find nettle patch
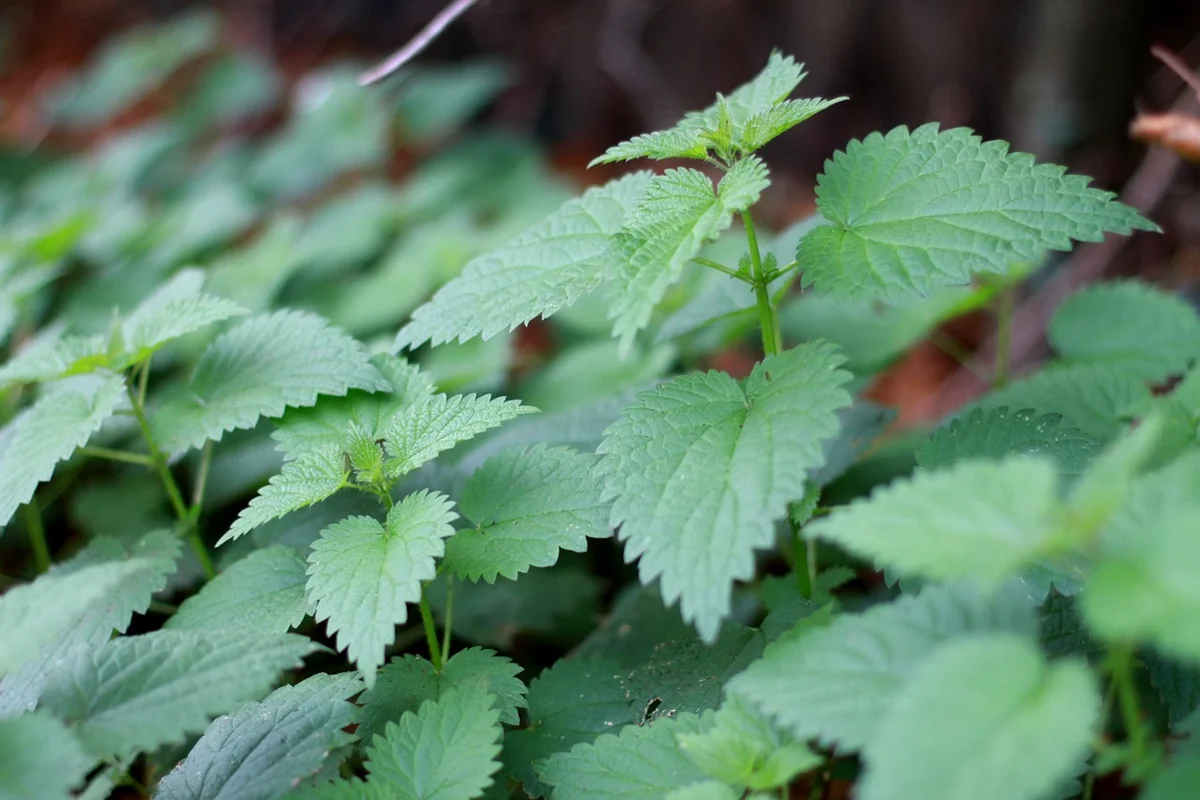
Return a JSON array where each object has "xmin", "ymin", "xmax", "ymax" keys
[{"xmin": 2, "ymin": 45, "xmax": 1199, "ymax": 800}]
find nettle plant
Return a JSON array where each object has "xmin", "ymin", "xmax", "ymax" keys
[{"xmin": 4, "ymin": 49, "xmax": 1200, "ymax": 800}]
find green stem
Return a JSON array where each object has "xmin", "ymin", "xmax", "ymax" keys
[
  {"xmin": 790, "ymin": 518, "xmax": 813, "ymax": 599},
  {"xmin": 22, "ymin": 498, "xmax": 50, "ymax": 573},
  {"xmin": 125, "ymin": 381, "xmax": 215, "ymax": 580},
  {"xmin": 993, "ymin": 286, "xmax": 1014, "ymax": 388},
  {"xmin": 1083, "ymin": 674, "xmax": 1121, "ymax": 800},
  {"xmin": 419, "ymin": 587, "xmax": 443, "ymax": 670},
  {"xmin": 191, "ymin": 442, "xmax": 212, "ymax": 515},
  {"xmin": 1111, "ymin": 646, "xmax": 1148, "ymax": 767},
  {"xmin": 743, "ymin": 211, "xmax": 782, "ymax": 357},
  {"xmin": 78, "ymin": 446, "xmax": 153, "ymax": 466},
  {"xmin": 692, "ymin": 257, "xmax": 751, "ymax": 282},
  {"xmin": 441, "ymin": 576, "xmax": 454, "ymax": 662}
]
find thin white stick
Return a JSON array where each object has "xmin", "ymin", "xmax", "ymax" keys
[{"xmin": 359, "ymin": 0, "xmax": 484, "ymax": 86}]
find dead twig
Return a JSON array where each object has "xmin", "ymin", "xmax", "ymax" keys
[{"xmin": 359, "ymin": 0, "xmax": 483, "ymax": 86}]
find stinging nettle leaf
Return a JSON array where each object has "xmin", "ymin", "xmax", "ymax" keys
[
  {"xmin": 382, "ymin": 392, "xmax": 535, "ymax": 479},
  {"xmin": 597, "ymin": 342, "xmax": 852, "ymax": 641},
  {"xmin": 119, "ymin": 268, "xmax": 247, "ymax": 363},
  {"xmin": 306, "ymin": 491, "xmax": 458, "ymax": 686},
  {"xmin": 858, "ymin": 634, "xmax": 1099, "ymax": 800},
  {"xmin": 364, "ymin": 682, "xmax": 502, "ymax": 800},
  {"xmin": 808, "ymin": 456, "xmax": 1062, "ymax": 584},
  {"xmin": 0, "ymin": 332, "xmax": 110, "ymax": 388},
  {"xmin": 358, "ymin": 647, "xmax": 526, "ymax": 747},
  {"xmin": 0, "ymin": 712, "xmax": 93, "ymax": 800},
  {"xmin": 152, "ymin": 310, "xmax": 388, "ymax": 453},
  {"xmin": 396, "ymin": 172, "xmax": 652, "ymax": 350},
  {"xmin": 442, "ymin": 444, "xmax": 611, "ymax": 582},
  {"xmin": 607, "ymin": 159, "xmax": 769, "ymax": 353},
  {"xmin": 38, "ymin": 629, "xmax": 318, "ymax": 760},
  {"xmin": 0, "ymin": 372, "xmax": 125, "ymax": 527},
  {"xmin": 167, "ymin": 545, "xmax": 310, "ymax": 634},
  {"xmin": 220, "ymin": 444, "xmax": 349, "ymax": 545},
  {"xmin": 1048, "ymin": 280, "xmax": 1200, "ymax": 382},
  {"xmin": 799, "ymin": 124, "xmax": 1158, "ymax": 303},
  {"xmin": 727, "ymin": 581, "xmax": 1037, "ymax": 750},
  {"xmin": 917, "ymin": 406, "xmax": 1101, "ymax": 478}
]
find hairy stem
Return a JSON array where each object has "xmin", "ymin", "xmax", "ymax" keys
[
  {"xmin": 126, "ymin": 381, "xmax": 215, "ymax": 580},
  {"xmin": 419, "ymin": 588, "xmax": 443, "ymax": 670},
  {"xmin": 1110, "ymin": 646, "xmax": 1150, "ymax": 770},
  {"xmin": 78, "ymin": 446, "xmax": 153, "ymax": 466},
  {"xmin": 743, "ymin": 211, "xmax": 782, "ymax": 357},
  {"xmin": 22, "ymin": 498, "xmax": 50, "ymax": 573},
  {"xmin": 441, "ymin": 576, "xmax": 454, "ymax": 662},
  {"xmin": 692, "ymin": 257, "xmax": 750, "ymax": 282},
  {"xmin": 191, "ymin": 441, "xmax": 212, "ymax": 514}
]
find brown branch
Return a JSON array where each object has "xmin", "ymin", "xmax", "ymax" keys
[{"xmin": 359, "ymin": 0, "xmax": 483, "ymax": 86}]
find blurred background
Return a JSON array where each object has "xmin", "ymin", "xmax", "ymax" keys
[{"xmin": 1, "ymin": 0, "xmax": 1199, "ymax": 422}]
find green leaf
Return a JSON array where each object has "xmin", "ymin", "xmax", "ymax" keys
[
  {"xmin": 664, "ymin": 782, "xmax": 743, "ymax": 800},
  {"xmin": 0, "ymin": 332, "xmax": 110, "ymax": 388},
  {"xmin": 220, "ymin": 444, "xmax": 349, "ymax": 545},
  {"xmin": 727, "ymin": 581, "xmax": 1036, "ymax": 750},
  {"xmin": 676, "ymin": 697, "xmax": 820, "ymax": 791},
  {"xmin": 442, "ymin": 445, "xmax": 611, "ymax": 582},
  {"xmin": 0, "ymin": 373, "xmax": 125, "ymax": 526},
  {"xmin": 858, "ymin": 634, "xmax": 1099, "ymax": 800},
  {"xmin": 1141, "ymin": 757, "xmax": 1200, "ymax": 800},
  {"xmin": 1039, "ymin": 593, "xmax": 1099, "ymax": 659},
  {"xmin": 597, "ymin": 342, "xmax": 851, "ymax": 641},
  {"xmin": 1048, "ymin": 280, "xmax": 1200, "ymax": 382},
  {"xmin": 808, "ymin": 456, "xmax": 1061, "ymax": 583},
  {"xmin": 155, "ymin": 673, "xmax": 362, "ymax": 800},
  {"xmin": 1145, "ymin": 653, "xmax": 1200, "ymax": 728},
  {"xmin": 502, "ymin": 657, "xmax": 630, "ymax": 797},
  {"xmin": 364, "ymin": 682, "xmax": 502, "ymax": 800},
  {"xmin": 273, "ymin": 356, "xmax": 435, "ymax": 459},
  {"xmin": 917, "ymin": 407, "xmax": 1100, "ymax": 478},
  {"xmin": 607, "ymin": 159, "xmax": 768, "ymax": 352},
  {"xmin": 358, "ymin": 647, "xmax": 526, "ymax": 748},
  {"xmin": 537, "ymin": 713, "xmax": 706, "ymax": 800},
  {"xmin": 167, "ymin": 545, "xmax": 310, "ymax": 634},
  {"xmin": 590, "ymin": 52, "xmax": 839, "ymax": 164},
  {"xmin": 758, "ymin": 575, "xmax": 822, "ymax": 642},
  {"xmin": 119, "ymin": 268, "xmax": 246, "ymax": 363},
  {"xmin": 305, "ymin": 491, "xmax": 458, "ymax": 685},
  {"xmin": 396, "ymin": 172, "xmax": 651, "ymax": 350},
  {"xmin": 1083, "ymin": 451, "xmax": 1200, "ymax": 661},
  {"xmin": 38, "ymin": 629, "xmax": 318, "ymax": 760},
  {"xmin": 0, "ymin": 712, "xmax": 92, "ymax": 800},
  {"xmin": 152, "ymin": 310, "xmax": 388, "ymax": 453},
  {"xmin": 799, "ymin": 124, "xmax": 1158, "ymax": 302},
  {"xmin": 383, "ymin": 393, "xmax": 535, "ymax": 479}
]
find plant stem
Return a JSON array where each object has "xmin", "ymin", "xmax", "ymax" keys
[
  {"xmin": 441, "ymin": 576, "xmax": 454, "ymax": 662},
  {"xmin": 1111, "ymin": 646, "xmax": 1149, "ymax": 766},
  {"xmin": 1083, "ymin": 675, "xmax": 1122, "ymax": 800},
  {"xmin": 993, "ymin": 286, "xmax": 1014, "ymax": 388},
  {"xmin": 78, "ymin": 446, "xmax": 153, "ymax": 466},
  {"xmin": 692, "ymin": 257, "xmax": 750, "ymax": 282},
  {"xmin": 191, "ymin": 441, "xmax": 212, "ymax": 514},
  {"xmin": 743, "ymin": 211, "xmax": 782, "ymax": 357},
  {"xmin": 125, "ymin": 381, "xmax": 215, "ymax": 580},
  {"xmin": 419, "ymin": 588, "xmax": 443, "ymax": 670},
  {"xmin": 22, "ymin": 498, "xmax": 50, "ymax": 573}
]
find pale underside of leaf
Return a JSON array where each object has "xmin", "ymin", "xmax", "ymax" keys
[{"xmin": 220, "ymin": 444, "xmax": 348, "ymax": 545}]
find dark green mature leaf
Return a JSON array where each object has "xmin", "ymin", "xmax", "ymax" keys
[
  {"xmin": 502, "ymin": 657, "xmax": 630, "ymax": 797},
  {"xmin": 152, "ymin": 310, "xmax": 387, "ymax": 453},
  {"xmin": 808, "ymin": 456, "xmax": 1061, "ymax": 584},
  {"xmin": 155, "ymin": 673, "xmax": 362, "ymax": 800},
  {"xmin": 396, "ymin": 172, "xmax": 651, "ymax": 350},
  {"xmin": 0, "ymin": 712, "xmax": 92, "ymax": 800},
  {"xmin": 799, "ymin": 124, "xmax": 1157, "ymax": 303},
  {"xmin": 442, "ymin": 445, "xmax": 611, "ymax": 582},
  {"xmin": 917, "ymin": 407, "xmax": 1100, "ymax": 478},
  {"xmin": 1083, "ymin": 451, "xmax": 1200, "ymax": 661},
  {"xmin": 1049, "ymin": 281, "xmax": 1200, "ymax": 382},
  {"xmin": 858, "ymin": 635, "xmax": 1099, "ymax": 800},
  {"xmin": 220, "ymin": 444, "xmax": 349, "ymax": 545},
  {"xmin": 119, "ymin": 268, "xmax": 246, "ymax": 363},
  {"xmin": 1145, "ymin": 653, "xmax": 1200, "ymax": 728},
  {"xmin": 39, "ymin": 629, "xmax": 318, "ymax": 760},
  {"xmin": 364, "ymin": 682, "xmax": 502, "ymax": 800},
  {"xmin": 1038, "ymin": 593, "xmax": 1099, "ymax": 660},
  {"xmin": 607, "ymin": 158, "xmax": 769, "ymax": 351},
  {"xmin": 357, "ymin": 647, "xmax": 524, "ymax": 746},
  {"xmin": 537, "ymin": 713, "xmax": 707, "ymax": 800},
  {"xmin": 0, "ymin": 559, "xmax": 149, "ymax": 678},
  {"xmin": 597, "ymin": 342, "xmax": 851, "ymax": 641},
  {"xmin": 0, "ymin": 373, "xmax": 125, "ymax": 527},
  {"xmin": 728, "ymin": 581, "xmax": 1037, "ymax": 750},
  {"xmin": 167, "ymin": 546, "xmax": 310, "ymax": 634},
  {"xmin": 306, "ymin": 492, "xmax": 458, "ymax": 685}
]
